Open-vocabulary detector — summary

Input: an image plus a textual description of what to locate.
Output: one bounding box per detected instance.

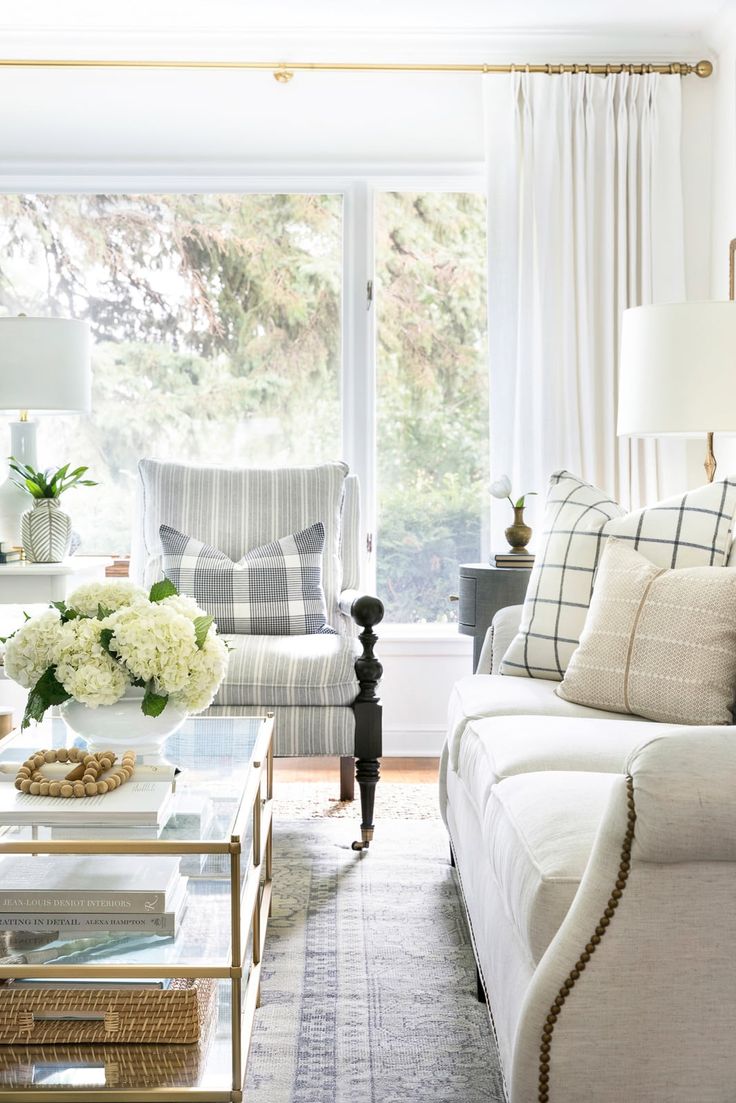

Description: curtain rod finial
[695,59,713,78]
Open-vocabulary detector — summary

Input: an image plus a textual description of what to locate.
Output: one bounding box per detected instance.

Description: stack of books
[0,542,21,564]
[0,855,188,937]
[0,769,176,829]
[494,551,535,569]
[105,556,132,578]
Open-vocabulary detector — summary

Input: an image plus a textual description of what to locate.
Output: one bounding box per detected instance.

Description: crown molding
[0,26,709,65]
[702,3,736,52]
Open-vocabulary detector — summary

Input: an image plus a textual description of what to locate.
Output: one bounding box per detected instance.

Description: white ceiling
[0,0,729,35]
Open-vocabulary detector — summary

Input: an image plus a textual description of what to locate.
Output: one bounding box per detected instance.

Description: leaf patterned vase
[21,499,72,563]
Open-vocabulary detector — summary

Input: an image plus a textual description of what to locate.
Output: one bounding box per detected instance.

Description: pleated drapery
[485,72,687,548]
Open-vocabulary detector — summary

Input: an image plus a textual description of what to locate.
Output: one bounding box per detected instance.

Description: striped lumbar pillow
[500,470,736,681]
[557,538,736,725]
[159,522,334,635]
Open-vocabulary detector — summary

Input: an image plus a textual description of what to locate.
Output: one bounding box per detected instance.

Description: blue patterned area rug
[245,816,506,1102]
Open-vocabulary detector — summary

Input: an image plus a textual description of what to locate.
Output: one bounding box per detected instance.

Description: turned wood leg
[350,595,384,851]
[353,756,380,850]
[340,755,355,801]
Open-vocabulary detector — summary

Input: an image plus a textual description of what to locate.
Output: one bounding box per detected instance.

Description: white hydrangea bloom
[55,618,129,708]
[66,581,148,619]
[171,632,229,713]
[4,609,63,689]
[4,581,226,720]
[108,603,198,695]
[161,593,208,622]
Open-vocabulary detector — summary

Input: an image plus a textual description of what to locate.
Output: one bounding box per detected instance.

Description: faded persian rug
[245,808,505,1102]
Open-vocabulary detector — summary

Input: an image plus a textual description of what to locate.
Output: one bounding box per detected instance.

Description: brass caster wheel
[352,826,374,851]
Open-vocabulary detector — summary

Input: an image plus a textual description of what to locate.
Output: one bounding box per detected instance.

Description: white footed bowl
[59,686,188,758]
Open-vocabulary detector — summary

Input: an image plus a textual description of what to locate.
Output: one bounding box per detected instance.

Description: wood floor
[274,756,440,784]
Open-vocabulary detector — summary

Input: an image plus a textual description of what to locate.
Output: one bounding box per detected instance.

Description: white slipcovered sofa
[440,604,736,1103]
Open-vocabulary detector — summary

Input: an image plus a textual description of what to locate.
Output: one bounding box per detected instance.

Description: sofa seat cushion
[202,705,355,756]
[447,674,643,770]
[484,771,618,964]
[215,633,359,707]
[457,715,671,821]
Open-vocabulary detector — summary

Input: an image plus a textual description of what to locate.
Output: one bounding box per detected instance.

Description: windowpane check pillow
[557,538,736,725]
[500,470,736,681]
[160,522,334,635]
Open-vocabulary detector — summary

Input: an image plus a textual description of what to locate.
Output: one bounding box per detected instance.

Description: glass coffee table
[0,713,274,1102]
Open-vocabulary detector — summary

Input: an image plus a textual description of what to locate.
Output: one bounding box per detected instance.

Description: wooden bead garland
[14,746,137,798]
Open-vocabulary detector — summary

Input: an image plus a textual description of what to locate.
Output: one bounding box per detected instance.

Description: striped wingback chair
[130,459,383,850]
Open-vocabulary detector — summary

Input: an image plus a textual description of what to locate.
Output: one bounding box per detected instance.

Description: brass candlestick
[705,238,736,483]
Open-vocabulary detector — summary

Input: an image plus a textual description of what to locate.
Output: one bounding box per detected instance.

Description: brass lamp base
[704,431,716,483]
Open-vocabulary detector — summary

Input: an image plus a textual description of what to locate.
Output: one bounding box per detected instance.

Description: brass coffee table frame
[0,713,275,1103]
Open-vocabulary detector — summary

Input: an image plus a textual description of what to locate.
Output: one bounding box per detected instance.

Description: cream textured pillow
[557,538,736,725]
[500,470,736,682]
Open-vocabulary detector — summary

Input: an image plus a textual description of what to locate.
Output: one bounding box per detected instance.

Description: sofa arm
[626,729,736,863]
[511,728,736,1102]
[476,604,524,675]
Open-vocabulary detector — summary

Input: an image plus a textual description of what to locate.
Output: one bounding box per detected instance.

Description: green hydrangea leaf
[22,666,71,730]
[51,600,79,624]
[99,627,115,656]
[142,681,168,718]
[149,579,178,603]
[96,603,114,621]
[193,614,213,650]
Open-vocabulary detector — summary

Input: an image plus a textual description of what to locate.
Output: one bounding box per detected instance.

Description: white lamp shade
[0,316,91,414]
[618,301,736,437]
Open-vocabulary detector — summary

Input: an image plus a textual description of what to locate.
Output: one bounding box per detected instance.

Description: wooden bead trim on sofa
[538,775,637,1103]
[14,746,136,798]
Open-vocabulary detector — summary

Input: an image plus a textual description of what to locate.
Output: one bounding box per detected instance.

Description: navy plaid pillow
[159,522,335,635]
[500,470,736,681]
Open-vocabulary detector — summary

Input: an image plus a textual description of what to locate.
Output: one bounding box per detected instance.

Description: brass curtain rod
[0,57,714,82]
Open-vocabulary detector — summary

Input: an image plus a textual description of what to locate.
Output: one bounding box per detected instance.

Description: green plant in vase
[9,459,97,564]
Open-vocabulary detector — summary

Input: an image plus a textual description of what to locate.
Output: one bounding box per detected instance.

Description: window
[375,191,489,623]
[0,193,342,553]
[0,185,489,624]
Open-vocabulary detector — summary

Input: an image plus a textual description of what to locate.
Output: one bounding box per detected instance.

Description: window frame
[0,171,488,619]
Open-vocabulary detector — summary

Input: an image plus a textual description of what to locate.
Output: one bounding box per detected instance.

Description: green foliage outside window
[0,190,488,624]
[375,192,488,622]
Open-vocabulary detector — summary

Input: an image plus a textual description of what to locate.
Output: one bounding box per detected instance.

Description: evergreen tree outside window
[0,189,489,625]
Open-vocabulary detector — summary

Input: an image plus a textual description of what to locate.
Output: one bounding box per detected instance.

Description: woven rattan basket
[0,977,217,1046]
[0,1033,215,1089]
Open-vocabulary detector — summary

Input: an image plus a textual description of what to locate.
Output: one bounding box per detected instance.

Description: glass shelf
[0,713,274,1101]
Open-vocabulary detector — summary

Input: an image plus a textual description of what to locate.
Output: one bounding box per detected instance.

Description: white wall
[379,629,473,756]
[683,6,736,485]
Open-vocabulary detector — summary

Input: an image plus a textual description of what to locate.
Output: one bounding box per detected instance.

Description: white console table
[0,557,113,604]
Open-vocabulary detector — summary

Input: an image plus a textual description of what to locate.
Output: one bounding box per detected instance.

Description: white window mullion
[341,180,376,592]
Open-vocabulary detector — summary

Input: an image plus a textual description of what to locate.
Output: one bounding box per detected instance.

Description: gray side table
[458,563,532,671]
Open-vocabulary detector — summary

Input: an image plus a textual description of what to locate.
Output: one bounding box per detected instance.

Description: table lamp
[618,298,736,483]
[0,316,91,544]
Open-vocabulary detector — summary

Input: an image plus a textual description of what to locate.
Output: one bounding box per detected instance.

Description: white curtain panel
[484,72,687,550]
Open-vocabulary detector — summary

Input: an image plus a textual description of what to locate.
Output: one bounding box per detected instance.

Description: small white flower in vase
[489,475,537,554]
